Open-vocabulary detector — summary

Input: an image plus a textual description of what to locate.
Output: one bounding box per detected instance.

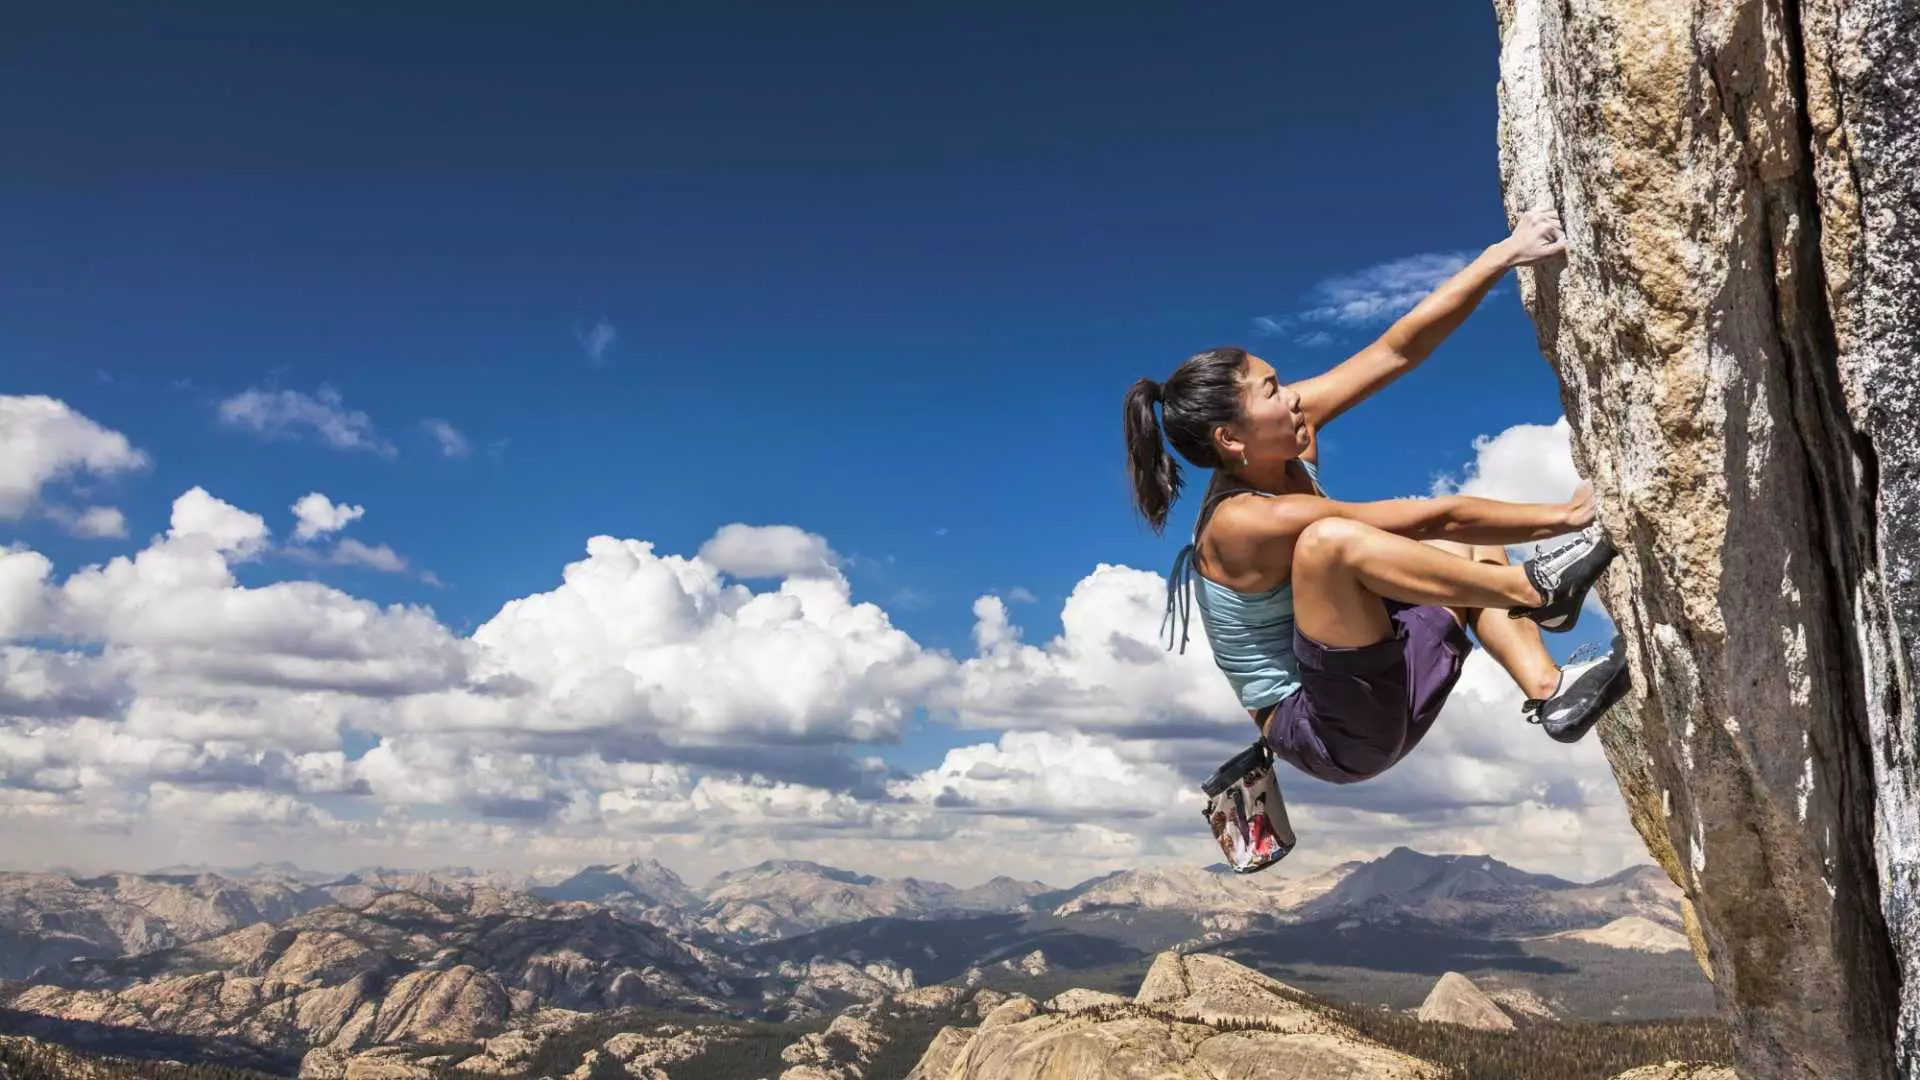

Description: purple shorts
[1260,602,1472,785]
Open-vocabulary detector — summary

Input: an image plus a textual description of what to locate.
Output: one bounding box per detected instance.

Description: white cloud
[0,447,1647,885]
[891,730,1190,825]
[576,318,617,364]
[217,387,395,457]
[1432,416,1580,504]
[331,539,408,573]
[1254,250,1477,341]
[169,486,271,556]
[422,419,471,459]
[148,783,330,827]
[50,506,129,540]
[1430,416,1594,564]
[391,529,951,749]
[291,492,366,542]
[697,524,838,579]
[946,564,1245,738]
[50,488,466,696]
[0,551,55,649]
[286,494,409,573]
[0,396,148,520]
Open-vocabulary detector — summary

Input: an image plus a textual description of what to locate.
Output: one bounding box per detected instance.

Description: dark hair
[1122,346,1251,533]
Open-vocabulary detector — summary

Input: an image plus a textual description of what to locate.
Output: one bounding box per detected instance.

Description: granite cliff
[1493,0,1920,1076]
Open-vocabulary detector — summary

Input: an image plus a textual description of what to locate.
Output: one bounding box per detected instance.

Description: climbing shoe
[1524,635,1631,744]
[1508,525,1616,633]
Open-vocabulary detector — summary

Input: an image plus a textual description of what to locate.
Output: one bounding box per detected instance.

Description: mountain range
[1,849,1684,981]
[0,849,1705,1077]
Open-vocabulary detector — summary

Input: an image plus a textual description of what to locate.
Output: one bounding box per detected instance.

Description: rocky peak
[536,860,698,909]
[708,860,879,889]
[1416,971,1515,1032]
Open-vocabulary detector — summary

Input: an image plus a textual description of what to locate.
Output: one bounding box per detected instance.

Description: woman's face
[1223,355,1309,465]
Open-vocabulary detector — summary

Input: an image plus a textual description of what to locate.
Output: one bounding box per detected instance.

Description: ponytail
[1124,377,1183,533]
[1122,347,1252,535]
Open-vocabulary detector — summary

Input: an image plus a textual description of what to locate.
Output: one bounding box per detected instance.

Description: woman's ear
[1212,425,1243,467]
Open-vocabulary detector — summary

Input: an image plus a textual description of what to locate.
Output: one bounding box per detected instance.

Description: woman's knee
[1295,517,1369,568]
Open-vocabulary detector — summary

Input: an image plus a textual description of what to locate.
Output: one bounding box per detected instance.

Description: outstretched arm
[1294,208,1566,430]
[1234,480,1595,554]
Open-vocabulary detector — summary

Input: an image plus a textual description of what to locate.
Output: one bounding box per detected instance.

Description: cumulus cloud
[697,524,839,580]
[168,486,272,556]
[0,395,148,520]
[291,492,366,542]
[946,564,1245,740]
[48,506,129,539]
[149,783,331,827]
[217,386,395,457]
[390,530,950,750]
[891,730,1191,825]
[285,494,410,574]
[422,419,471,459]
[50,488,466,696]
[1432,416,1580,505]
[0,549,54,641]
[0,421,1646,884]
[1430,416,1596,565]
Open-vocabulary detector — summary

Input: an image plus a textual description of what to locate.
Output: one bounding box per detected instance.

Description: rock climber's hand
[1504,207,1567,266]
[1560,480,1597,530]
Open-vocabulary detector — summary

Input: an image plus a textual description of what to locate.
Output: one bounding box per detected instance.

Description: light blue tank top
[1162,459,1325,711]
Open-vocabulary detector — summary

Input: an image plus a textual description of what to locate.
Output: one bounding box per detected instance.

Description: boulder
[1493,0,1920,1075]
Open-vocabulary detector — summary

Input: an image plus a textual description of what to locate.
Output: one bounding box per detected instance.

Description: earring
[1240,451,1249,467]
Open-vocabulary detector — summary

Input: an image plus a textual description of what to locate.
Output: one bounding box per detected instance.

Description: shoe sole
[1545,658,1632,744]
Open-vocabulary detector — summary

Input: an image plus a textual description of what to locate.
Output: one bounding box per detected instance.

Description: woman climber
[1123,208,1630,786]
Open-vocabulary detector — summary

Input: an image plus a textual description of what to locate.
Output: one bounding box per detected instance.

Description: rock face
[1415,972,1515,1032]
[918,950,1442,1080]
[1493,1,1919,1077]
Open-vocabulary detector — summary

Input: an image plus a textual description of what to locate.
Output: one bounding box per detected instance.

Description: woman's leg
[1424,540,1563,702]
[1290,518,1544,649]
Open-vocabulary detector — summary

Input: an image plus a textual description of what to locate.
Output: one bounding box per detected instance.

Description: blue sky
[0,3,1632,885]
